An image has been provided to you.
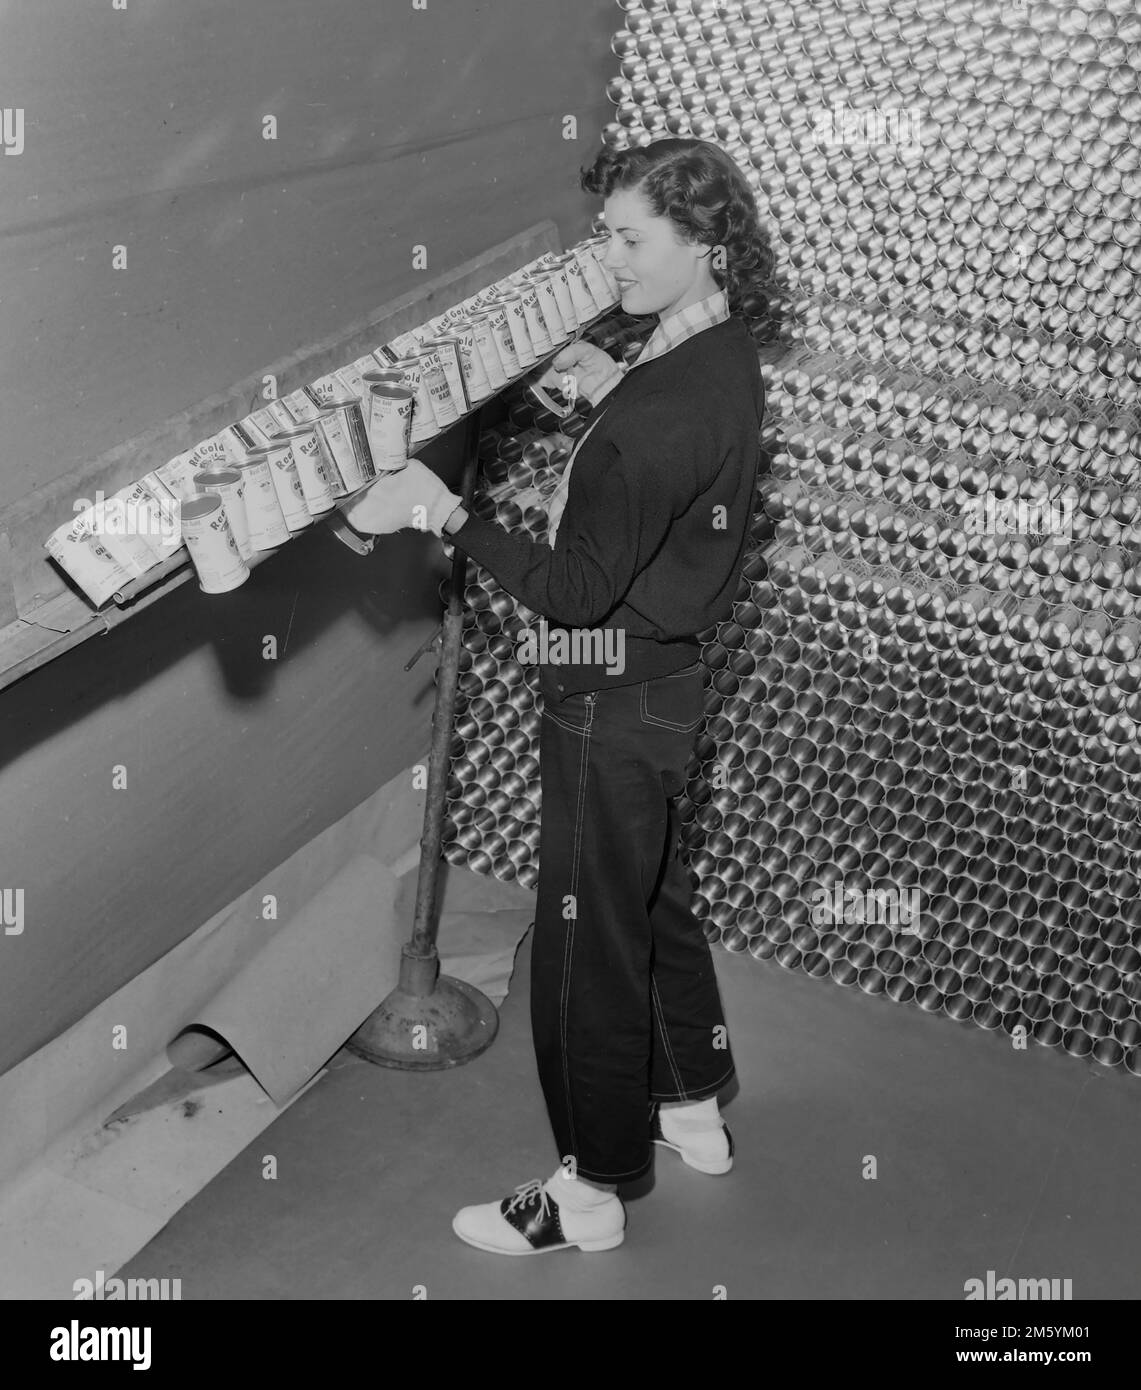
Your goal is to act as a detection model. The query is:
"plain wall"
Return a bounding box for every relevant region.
[0,0,617,1077]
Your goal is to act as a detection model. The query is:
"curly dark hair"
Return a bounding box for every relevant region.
[579,137,777,334]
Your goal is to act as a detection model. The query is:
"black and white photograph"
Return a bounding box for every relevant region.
[0,0,1139,1350]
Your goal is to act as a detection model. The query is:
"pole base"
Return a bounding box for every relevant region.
[346,945,499,1070]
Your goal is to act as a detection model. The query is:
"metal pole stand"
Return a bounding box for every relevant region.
[348,408,500,1069]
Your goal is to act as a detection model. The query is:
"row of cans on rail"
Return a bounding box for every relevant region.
[44,236,621,605]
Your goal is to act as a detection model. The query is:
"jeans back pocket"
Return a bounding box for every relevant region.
[638,670,704,732]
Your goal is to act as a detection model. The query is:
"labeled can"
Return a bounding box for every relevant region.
[334,361,371,401]
[387,329,422,358]
[233,455,291,550]
[87,492,165,578]
[193,468,255,561]
[244,406,284,446]
[480,300,520,378]
[180,494,249,593]
[313,398,376,492]
[527,269,570,344]
[266,398,301,432]
[156,451,205,502]
[571,241,616,309]
[244,443,310,531]
[409,345,459,427]
[283,388,323,424]
[114,479,183,562]
[467,311,509,391]
[543,258,580,332]
[384,356,437,444]
[511,276,553,356]
[422,336,471,415]
[444,318,493,402]
[306,374,350,409]
[367,384,414,472]
[45,509,138,607]
[495,290,537,367]
[584,235,622,304]
[560,250,600,319]
[269,425,336,514]
[182,432,231,475]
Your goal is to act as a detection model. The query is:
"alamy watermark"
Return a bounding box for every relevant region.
[963,1270,1073,1300]
[74,490,183,544]
[2,108,24,156]
[2,887,23,936]
[962,494,1074,538]
[516,617,625,676]
[73,1270,181,1300]
[810,884,920,928]
[810,104,923,156]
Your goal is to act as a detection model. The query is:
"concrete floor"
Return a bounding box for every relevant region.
[120,884,1141,1300]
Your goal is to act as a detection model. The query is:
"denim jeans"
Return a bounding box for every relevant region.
[531,659,737,1183]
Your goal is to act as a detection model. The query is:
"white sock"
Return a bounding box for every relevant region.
[544,1167,617,1209]
[659,1096,722,1132]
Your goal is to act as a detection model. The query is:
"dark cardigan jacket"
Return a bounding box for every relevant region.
[448,313,766,696]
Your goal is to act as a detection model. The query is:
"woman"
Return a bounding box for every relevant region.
[344,137,770,1256]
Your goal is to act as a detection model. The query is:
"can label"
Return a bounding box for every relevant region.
[485,301,520,376]
[194,469,255,561]
[447,319,492,402]
[413,347,459,426]
[283,389,322,423]
[424,336,471,415]
[368,385,414,472]
[516,280,553,356]
[388,330,421,358]
[257,443,311,530]
[276,427,336,514]
[265,399,299,432]
[563,252,599,318]
[468,313,508,391]
[306,375,345,408]
[530,271,569,343]
[45,514,135,607]
[497,293,536,367]
[335,361,370,400]
[584,236,621,305]
[181,497,249,594]
[114,480,183,561]
[547,261,578,331]
[387,357,436,444]
[235,456,291,549]
[241,408,280,447]
[156,451,203,502]
[74,492,161,584]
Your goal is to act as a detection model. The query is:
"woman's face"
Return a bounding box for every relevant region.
[600,185,718,319]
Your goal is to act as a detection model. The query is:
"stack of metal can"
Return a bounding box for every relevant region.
[440,0,1141,1077]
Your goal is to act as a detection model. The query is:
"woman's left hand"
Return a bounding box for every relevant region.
[339,458,462,537]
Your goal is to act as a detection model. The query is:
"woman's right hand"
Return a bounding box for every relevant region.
[534,339,624,407]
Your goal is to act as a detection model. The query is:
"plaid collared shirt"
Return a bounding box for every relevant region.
[546,287,730,547]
